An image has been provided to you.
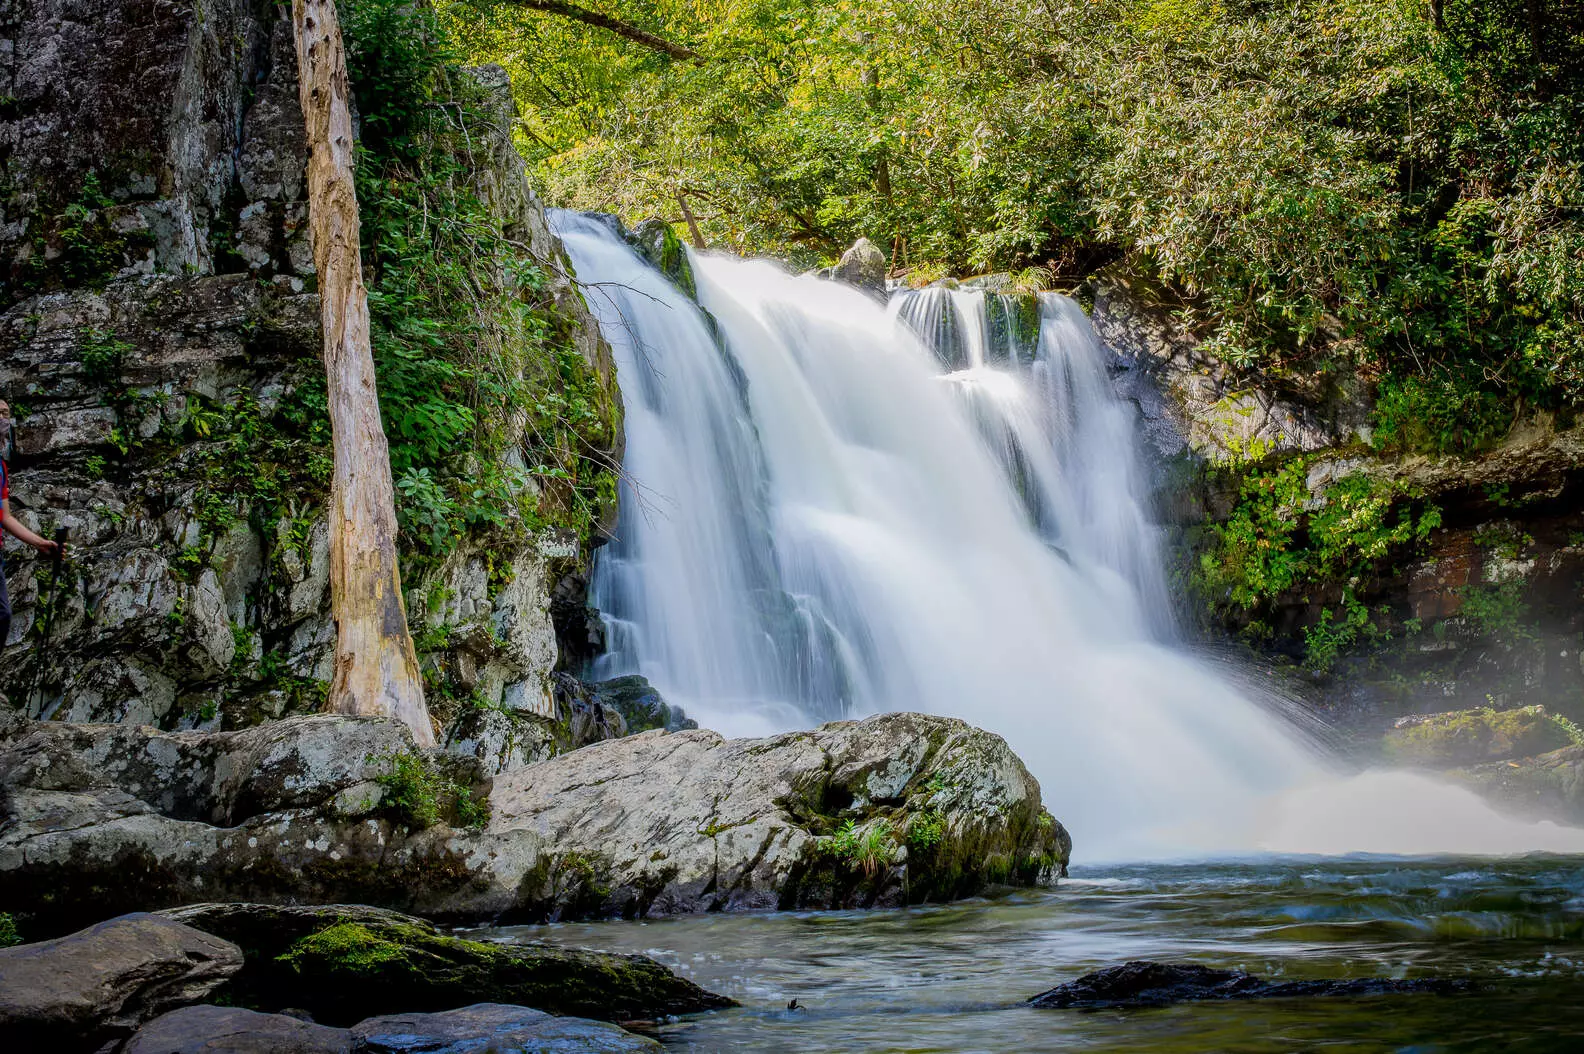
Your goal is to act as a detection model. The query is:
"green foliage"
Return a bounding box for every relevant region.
[343,0,620,565]
[1457,579,1534,641]
[369,749,490,829]
[443,0,1584,420]
[1199,459,1441,615]
[824,818,895,876]
[0,912,19,948]
[906,809,945,852]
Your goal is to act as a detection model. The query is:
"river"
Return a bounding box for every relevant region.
[488,856,1584,1051]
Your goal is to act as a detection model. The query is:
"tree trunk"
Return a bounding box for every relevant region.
[293,0,434,746]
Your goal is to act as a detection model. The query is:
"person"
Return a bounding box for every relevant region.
[0,399,65,647]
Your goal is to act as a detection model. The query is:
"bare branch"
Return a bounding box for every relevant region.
[495,0,699,60]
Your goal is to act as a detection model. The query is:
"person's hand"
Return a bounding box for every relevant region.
[33,537,63,559]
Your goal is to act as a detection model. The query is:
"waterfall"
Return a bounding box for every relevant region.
[555,212,1584,859]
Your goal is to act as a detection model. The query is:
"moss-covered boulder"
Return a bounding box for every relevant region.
[1382,706,1580,768]
[622,218,697,300]
[159,903,732,1027]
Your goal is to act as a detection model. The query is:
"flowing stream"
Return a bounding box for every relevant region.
[486,857,1584,1051]
[553,212,1584,861]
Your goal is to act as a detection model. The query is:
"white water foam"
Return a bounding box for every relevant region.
[555,212,1584,860]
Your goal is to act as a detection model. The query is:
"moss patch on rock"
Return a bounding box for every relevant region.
[162,902,732,1027]
[1383,706,1582,768]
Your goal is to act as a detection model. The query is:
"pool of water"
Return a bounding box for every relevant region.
[484,857,1584,1052]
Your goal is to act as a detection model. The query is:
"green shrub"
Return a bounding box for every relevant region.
[369,750,490,829]
[0,912,20,947]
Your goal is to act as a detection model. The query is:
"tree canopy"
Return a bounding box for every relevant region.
[442,0,1584,452]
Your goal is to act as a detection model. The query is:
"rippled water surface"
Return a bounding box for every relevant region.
[491,858,1584,1052]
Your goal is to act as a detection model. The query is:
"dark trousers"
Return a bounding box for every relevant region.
[0,554,10,648]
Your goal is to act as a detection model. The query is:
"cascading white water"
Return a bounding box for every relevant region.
[556,211,1584,860]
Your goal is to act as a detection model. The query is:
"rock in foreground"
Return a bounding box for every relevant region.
[123,1003,660,1053]
[1029,961,1462,1009]
[0,710,1067,929]
[0,913,243,1048]
[158,902,732,1025]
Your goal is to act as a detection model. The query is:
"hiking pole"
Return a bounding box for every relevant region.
[24,526,68,715]
[39,526,67,645]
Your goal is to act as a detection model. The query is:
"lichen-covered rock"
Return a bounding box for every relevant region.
[0,711,1068,930]
[0,913,243,1048]
[1383,706,1579,768]
[158,902,732,1026]
[463,710,1069,919]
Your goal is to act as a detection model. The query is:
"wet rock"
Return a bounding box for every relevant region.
[832,237,888,298]
[158,902,734,1025]
[1446,744,1584,825]
[0,913,243,1048]
[352,1003,660,1053]
[1383,706,1578,768]
[1029,961,1462,1009]
[620,218,698,301]
[1,711,1067,927]
[589,675,696,734]
[124,1005,353,1054]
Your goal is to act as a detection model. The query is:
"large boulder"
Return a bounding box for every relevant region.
[467,710,1069,918]
[124,1006,352,1054]
[0,913,243,1048]
[352,1003,660,1053]
[1,711,1068,929]
[157,902,732,1025]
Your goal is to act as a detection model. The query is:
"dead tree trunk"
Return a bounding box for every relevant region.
[293,0,434,746]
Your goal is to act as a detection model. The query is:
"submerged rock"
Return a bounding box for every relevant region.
[0,913,243,1048]
[158,902,733,1025]
[0,711,1067,928]
[1029,961,1462,1009]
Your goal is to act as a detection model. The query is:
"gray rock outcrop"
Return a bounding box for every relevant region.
[0,710,1068,931]
[1092,279,1370,463]
[0,913,243,1048]
[1,1,616,747]
[831,237,889,298]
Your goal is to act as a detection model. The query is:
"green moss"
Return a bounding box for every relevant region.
[0,912,20,947]
[277,922,409,975]
[1383,706,1577,768]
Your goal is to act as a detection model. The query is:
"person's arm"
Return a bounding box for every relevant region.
[1,497,61,556]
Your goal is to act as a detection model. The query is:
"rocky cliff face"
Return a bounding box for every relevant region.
[0,0,620,761]
[1097,283,1584,731]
